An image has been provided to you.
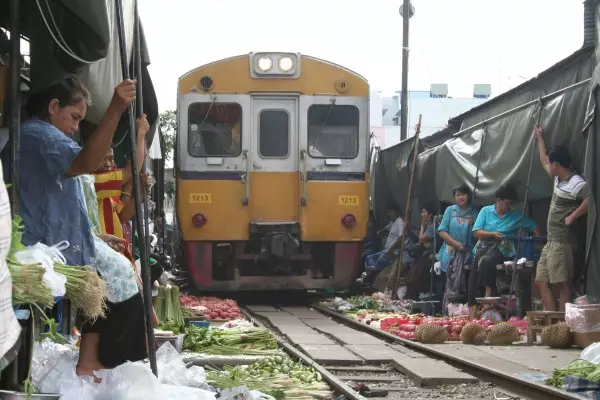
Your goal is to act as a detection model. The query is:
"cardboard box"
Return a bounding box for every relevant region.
[573,331,600,349]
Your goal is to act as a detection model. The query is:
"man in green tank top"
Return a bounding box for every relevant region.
[533,126,590,312]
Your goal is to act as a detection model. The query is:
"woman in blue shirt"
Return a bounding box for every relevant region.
[438,184,478,312]
[19,77,145,380]
[468,185,539,318]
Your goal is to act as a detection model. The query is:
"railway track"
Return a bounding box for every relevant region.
[238,303,580,400]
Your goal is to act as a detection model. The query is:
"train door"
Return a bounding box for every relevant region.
[249,96,299,223]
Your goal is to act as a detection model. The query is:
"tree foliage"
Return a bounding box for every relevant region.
[159,110,176,162]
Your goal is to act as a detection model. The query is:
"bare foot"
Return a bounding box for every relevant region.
[76,362,105,383]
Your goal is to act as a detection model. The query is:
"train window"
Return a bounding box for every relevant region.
[259,110,289,158]
[187,102,242,157]
[307,105,359,159]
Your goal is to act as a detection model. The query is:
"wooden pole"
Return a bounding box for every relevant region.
[388,114,423,298]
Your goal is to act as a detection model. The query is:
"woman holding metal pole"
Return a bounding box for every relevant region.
[18,77,148,379]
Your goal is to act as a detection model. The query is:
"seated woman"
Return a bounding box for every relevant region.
[360,203,405,285]
[19,76,146,379]
[405,204,436,300]
[468,185,539,318]
[438,184,478,312]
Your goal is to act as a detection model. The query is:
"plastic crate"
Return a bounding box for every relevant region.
[155,333,184,352]
[518,236,546,262]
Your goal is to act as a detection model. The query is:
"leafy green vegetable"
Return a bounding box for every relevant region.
[183,326,278,355]
[207,356,332,400]
[546,359,600,387]
[158,320,185,335]
[346,296,380,311]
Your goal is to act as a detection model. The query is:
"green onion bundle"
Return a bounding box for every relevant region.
[8,262,54,308]
[7,216,54,307]
[53,263,107,320]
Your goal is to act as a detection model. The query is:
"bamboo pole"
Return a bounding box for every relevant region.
[387,114,423,299]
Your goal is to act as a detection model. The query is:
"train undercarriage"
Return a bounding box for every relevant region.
[181,222,362,291]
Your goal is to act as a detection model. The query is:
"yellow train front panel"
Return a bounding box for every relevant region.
[250,172,300,222]
[300,180,369,241]
[177,175,249,241]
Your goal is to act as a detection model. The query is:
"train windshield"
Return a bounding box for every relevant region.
[187,102,242,157]
[307,105,359,159]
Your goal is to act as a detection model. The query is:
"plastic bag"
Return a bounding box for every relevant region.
[163,385,216,400]
[31,339,79,394]
[447,303,469,317]
[156,342,207,388]
[566,303,600,333]
[69,362,165,400]
[581,343,600,364]
[13,242,68,296]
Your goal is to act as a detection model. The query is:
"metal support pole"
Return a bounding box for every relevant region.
[505,99,544,320]
[9,0,21,214]
[400,0,410,141]
[115,0,157,376]
[471,126,487,206]
[134,2,152,285]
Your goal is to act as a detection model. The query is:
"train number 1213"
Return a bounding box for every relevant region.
[189,193,212,204]
[338,195,359,206]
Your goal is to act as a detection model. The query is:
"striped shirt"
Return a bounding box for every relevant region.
[93,170,125,239]
[548,174,590,242]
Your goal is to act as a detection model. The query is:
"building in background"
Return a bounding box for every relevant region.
[370,84,491,149]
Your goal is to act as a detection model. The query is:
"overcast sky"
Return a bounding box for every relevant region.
[139,0,584,112]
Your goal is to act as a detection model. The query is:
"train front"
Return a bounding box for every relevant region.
[176,52,370,291]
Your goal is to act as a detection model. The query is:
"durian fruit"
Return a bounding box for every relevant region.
[419,324,449,344]
[487,322,520,345]
[541,322,573,349]
[415,324,426,342]
[460,323,487,345]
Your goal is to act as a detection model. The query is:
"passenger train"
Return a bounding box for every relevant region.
[176,52,370,291]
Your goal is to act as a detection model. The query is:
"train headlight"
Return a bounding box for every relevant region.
[250,52,301,78]
[278,56,294,72]
[256,56,273,72]
[341,214,356,228]
[192,213,208,228]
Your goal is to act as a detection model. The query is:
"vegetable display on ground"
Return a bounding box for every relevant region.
[180,294,242,321]
[183,325,279,355]
[207,354,332,399]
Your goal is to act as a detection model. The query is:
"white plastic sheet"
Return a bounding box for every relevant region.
[32,339,215,400]
[581,343,600,364]
[156,342,207,388]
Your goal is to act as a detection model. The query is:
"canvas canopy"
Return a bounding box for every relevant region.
[372,47,595,223]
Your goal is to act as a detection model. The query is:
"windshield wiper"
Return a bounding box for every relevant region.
[313,97,336,150]
[190,95,217,151]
